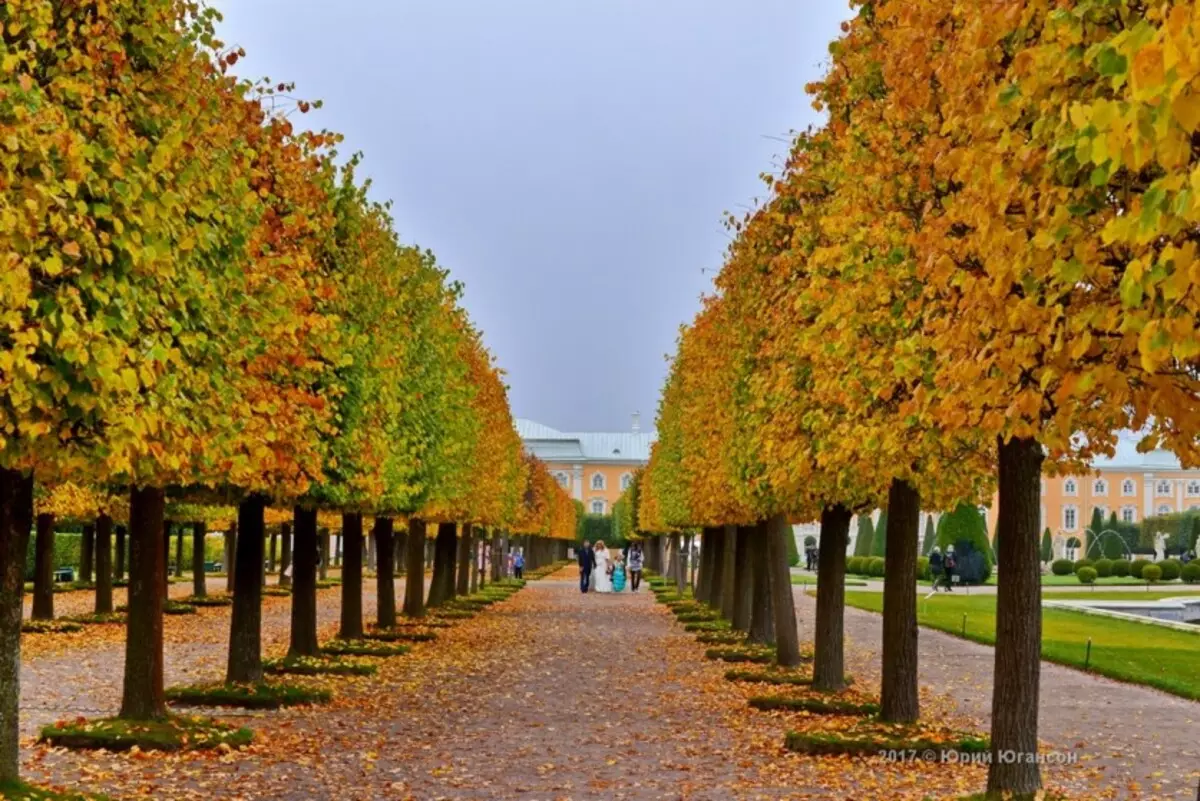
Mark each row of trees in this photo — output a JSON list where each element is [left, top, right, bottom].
[[0, 1, 574, 788], [632, 1, 1199, 795]]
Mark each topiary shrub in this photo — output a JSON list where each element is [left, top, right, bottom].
[[1073, 558, 1094, 573], [866, 556, 885, 578], [1142, 564, 1162, 583], [916, 556, 930, 581], [1111, 559, 1131, 577], [846, 556, 862, 576], [936, 503, 993, 584], [1158, 559, 1182, 581], [1130, 558, 1151, 579], [1182, 563, 1200, 584], [1075, 566, 1098, 585], [1092, 559, 1113, 578], [1050, 559, 1074, 576], [804, 535, 816, 547]]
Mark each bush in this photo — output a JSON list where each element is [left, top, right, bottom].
[[1158, 559, 1182, 581], [1130, 558, 1152, 579], [866, 556, 885, 578], [916, 556, 930, 581], [803, 535, 816, 547], [1111, 559, 1131, 577], [936, 503, 993, 584], [846, 557, 863, 575], [1092, 559, 1113, 578], [1075, 567, 1098, 585], [749, 694, 878, 716], [1050, 559, 1074, 576], [39, 715, 252, 752], [166, 681, 331, 709], [1182, 563, 1200, 584], [1142, 564, 1162, 583], [1073, 558, 1094, 572]]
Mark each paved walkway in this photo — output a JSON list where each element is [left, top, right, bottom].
[[793, 588, 1200, 800], [15, 572, 1198, 799]]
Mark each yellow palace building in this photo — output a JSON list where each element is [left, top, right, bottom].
[[516, 415, 655, 516]]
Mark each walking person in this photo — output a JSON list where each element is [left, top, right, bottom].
[[627, 541, 644, 592], [941, 545, 956, 592], [611, 554, 627, 592], [513, 549, 525, 580], [578, 539, 595, 593], [926, 547, 944, 598]]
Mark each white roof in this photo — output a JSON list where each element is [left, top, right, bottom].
[[1092, 430, 1187, 471], [515, 418, 657, 464]]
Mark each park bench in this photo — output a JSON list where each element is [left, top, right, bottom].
[[53, 567, 75, 583]]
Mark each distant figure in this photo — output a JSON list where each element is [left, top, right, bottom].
[[611, 554, 627, 592], [941, 546, 956, 592], [927, 547, 944, 598], [804, 544, 815, 571], [592, 540, 613, 593], [513, 550, 525, 580], [626, 542, 644, 592], [578, 540, 595, 593]]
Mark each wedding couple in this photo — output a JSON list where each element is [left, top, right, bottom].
[[577, 540, 643, 594]]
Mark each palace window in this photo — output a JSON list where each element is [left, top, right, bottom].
[[1121, 506, 1136, 524], [1157, 503, 1173, 516], [620, 473, 633, 491], [1122, 479, 1136, 496], [1063, 479, 1078, 496], [591, 473, 606, 491], [553, 472, 569, 488], [1188, 480, 1200, 497], [1093, 479, 1108, 496], [1063, 506, 1078, 531], [590, 499, 606, 515], [1157, 479, 1173, 496]]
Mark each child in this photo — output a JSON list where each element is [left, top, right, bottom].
[[611, 554, 627, 592]]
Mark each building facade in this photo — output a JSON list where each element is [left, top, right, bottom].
[[516, 416, 655, 515]]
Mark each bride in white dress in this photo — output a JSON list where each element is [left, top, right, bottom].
[[592, 541, 613, 593]]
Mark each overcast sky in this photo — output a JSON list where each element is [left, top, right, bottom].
[[213, 1, 851, 433]]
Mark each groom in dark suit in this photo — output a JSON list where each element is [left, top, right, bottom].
[[578, 540, 595, 593]]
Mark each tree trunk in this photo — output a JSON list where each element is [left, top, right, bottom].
[[95, 513, 113, 615], [720, 525, 738, 621], [491, 533, 502, 582], [395, 525, 407, 577], [732, 524, 754, 632], [403, 518, 427, 617], [766, 513, 802, 667], [695, 527, 715, 604], [162, 520, 172, 596], [334, 533, 341, 567], [173, 524, 184, 578], [0, 469, 33, 784], [687, 534, 697, 590], [813, 504, 851, 690], [987, 436, 1045, 795], [80, 523, 94, 584], [881, 478, 920, 723], [227, 494, 267, 683], [319, 528, 329, 581], [708, 527, 727, 613], [268, 528, 278, 575], [192, 521, 207, 598], [114, 525, 126, 582], [32, 513, 55, 620], [375, 516, 396, 629], [287, 506, 320, 658], [427, 522, 457, 606], [469, 535, 480, 594], [367, 529, 377, 572], [339, 512, 364, 641], [224, 523, 237, 591], [748, 522, 775, 645], [457, 524, 473, 596], [120, 485, 167, 720], [279, 522, 292, 587]]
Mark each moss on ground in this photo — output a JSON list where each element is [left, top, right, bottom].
[[38, 715, 253, 752], [264, 654, 377, 676], [166, 681, 330, 709], [0, 780, 110, 800], [321, 639, 411, 657], [21, 619, 84, 634]]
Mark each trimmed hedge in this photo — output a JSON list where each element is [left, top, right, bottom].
[[1182, 563, 1200, 584], [1158, 559, 1182, 581], [1050, 559, 1074, 576], [1142, 564, 1162, 583], [1092, 559, 1113, 578], [1076, 566, 1097, 585], [1072, 558, 1094, 573], [1130, 558, 1152, 579], [1111, 559, 1131, 577]]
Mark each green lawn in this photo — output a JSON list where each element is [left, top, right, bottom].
[[1040, 574, 1164, 586], [839, 590, 1200, 701], [790, 575, 868, 587], [1045, 590, 1200, 601]]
